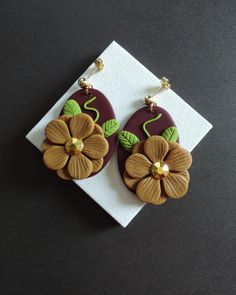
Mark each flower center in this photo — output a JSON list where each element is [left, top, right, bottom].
[[65, 138, 84, 155], [151, 161, 169, 178]]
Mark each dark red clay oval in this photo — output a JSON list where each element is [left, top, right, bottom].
[[117, 105, 179, 177], [60, 88, 117, 177]]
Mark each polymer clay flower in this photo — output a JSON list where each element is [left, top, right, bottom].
[[41, 113, 108, 180], [123, 135, 192, 205]]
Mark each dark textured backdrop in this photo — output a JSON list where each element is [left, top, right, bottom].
[[0, 1, 235, 294]]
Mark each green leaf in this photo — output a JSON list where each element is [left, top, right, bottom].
[[63, 99, 81, 116], [118, 131, 140, 152], [161, 127, 178, 142], [101, 119, 120, 137]]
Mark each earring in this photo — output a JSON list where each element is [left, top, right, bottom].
[[42, 58, 120, 180], [118, 78, 192, 205]]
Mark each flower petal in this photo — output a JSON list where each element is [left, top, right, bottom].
[[67, 153, 93, 179], [168, 141, 179, 152], [43, 146, 69, 170], [41, 139, 53, 152], [132, 141, 145, 154], [162, 171, 190, 198], [91, 158, 104, 173], [144, 135, 169, 162], [155, 195, 168, 205], [91, 124, 103, 136], [83, 134, 109, 159], [123, 171, 141, 190], [59, 114, 72, 125], [69, 113, 94, 139], [125, 153, 152, 179], [136, 176, 162, 205], [165, 145, 192, 172], [45, 119, 71, 144], [57, 166, 72, 180]]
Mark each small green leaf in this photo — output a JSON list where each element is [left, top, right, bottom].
[[101, 119, 120, 137], [118, 131, 140, 152], [63, 99, 81, 116], [161, 127, 178, 142]]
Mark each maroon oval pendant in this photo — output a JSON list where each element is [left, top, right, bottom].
[[117, 105, 178, 177], [61, 88, 117, 176]]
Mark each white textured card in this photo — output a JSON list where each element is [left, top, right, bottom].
[[26, 41, 212, 227]]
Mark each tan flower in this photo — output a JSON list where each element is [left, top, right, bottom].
[[124, 135, 192, 205], [41, 113, 108, 180]]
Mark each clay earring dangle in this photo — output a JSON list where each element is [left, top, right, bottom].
[[117, 77, 192, 205], [42, 58, 120, 180]]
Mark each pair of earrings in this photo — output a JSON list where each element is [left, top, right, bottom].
[[42, 59, 192, 205]]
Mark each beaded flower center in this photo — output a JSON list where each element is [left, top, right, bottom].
[[151, 161, 169, 177], [65, 138, 84, 155]]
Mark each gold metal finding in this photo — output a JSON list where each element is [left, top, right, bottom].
[[65, 138, 84, 155], [161, 77, 171, 90], [94, 58, 104, 70], [151, 161, 169, 178], [144, 95, 156, 113], [144, 77, 171, 112], [78, 77, 91, 89], [78, 58, 105, 92]]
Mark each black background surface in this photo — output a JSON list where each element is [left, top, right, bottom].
[[0, 1, 235, 294]]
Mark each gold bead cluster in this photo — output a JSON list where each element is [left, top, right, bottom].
[[161, 77, 171, 90]]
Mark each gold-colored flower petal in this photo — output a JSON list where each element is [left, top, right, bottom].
[[168, 141, 179, 152], [91, 158, 104, 173], [57, 166, 72, 180], [162, 171, 190, 198], [41, 139, 53, 152], [123, 171, 141, 190], [165, 145, 192, 172], [155, 195, 168, 205], [83, 134, 109, 159], [125, 153, 152, 179], [132, 141, 145, 154], [144, 135, 169, 162], [67, 153, 93, 179], [45, 119, 71, 144], [43, 146, 69, 170], [69, 113, 94, 139], [59, 114, 72, 125], [91, 124, 104, 136], [136, 176, 163, 205]]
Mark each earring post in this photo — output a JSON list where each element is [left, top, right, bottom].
[[78, 58, 105, 90], [144, 77, 171, 112]]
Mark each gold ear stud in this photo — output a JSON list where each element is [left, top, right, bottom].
[[144, 77, 171, 112], [78, 58, 105, 92], [160, 77, 171, 90], [94, 58, 105, 70]]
